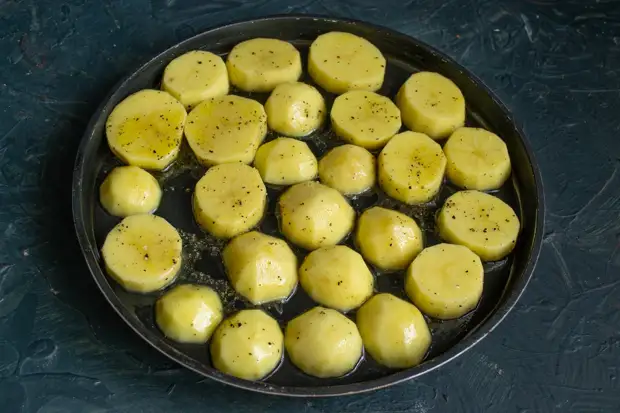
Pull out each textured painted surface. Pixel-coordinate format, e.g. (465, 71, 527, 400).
(0, 0, 619, 411)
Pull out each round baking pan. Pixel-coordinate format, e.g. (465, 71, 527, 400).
(72, 15, 544, 397)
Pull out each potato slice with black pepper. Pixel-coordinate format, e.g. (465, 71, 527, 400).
(318, 144, 376, 195)
(253, 137, 318, 185)
(265, 82, 326, 137)
(99, 166, 161, 217)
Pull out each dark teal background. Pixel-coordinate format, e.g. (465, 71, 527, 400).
(1, 0, 619, 411)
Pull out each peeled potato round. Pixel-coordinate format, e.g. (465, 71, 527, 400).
(211, 309, 283, 380)
(155, 284, 223, 343)
(331, 90, 401, 150)
(279, 181, 355, 250)
(99, 166, 161, 217)
(318, 144, 376, 195)
(437, 190, 520, 261)
(162, 50, 229, 109)
(396, 71, 465, 140)
(444, 127, 511, 190)
(222, 231, 298, 304)
(193, 163, 266, 238)
(405, 243, 483, 319)
(265, 82, 326, 137)
(308, 31, 386, 94)
(356, 207, 423, 271)
(285, 307, 362, 378)
(299, 246, 374, 312)
(378, 131, 447, 204)
(184, 95, 267, 166)
(253, 138, 317, 185)
(356, 293, 431, 368)
(226, 38, 302, 92)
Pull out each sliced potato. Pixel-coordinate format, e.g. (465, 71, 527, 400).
(437, 190, 520, 261)
(299, 246, 374, 312)
(378, 131, 446, 204)
(265, 82, 326, 137)
(318, 144, 376, 195)
(331, 90, 401, 149)
(99, 166, 161, 217)
(222, 231, 298, 304)
(444, 127, 511, 190)
(155, 284, 223, 343)
(396, 71, 465, 140)
(226, 38, 302, 92)
(405, 243, 483, 319)
(211, 309, 283, 380)
(106, 89, 186, 170)
(356, 207, 423, 271)
(285, 307, 362, 378)
(184, 95, 267, 166)
(279, 181, 355, 250)
(162, 50, 229, 109)
(193, 163, 266, 238)
(308, 31, 386, 94)
(356, 293, 430, 368)
(101, 214, 182, 293)
(253, 138, 317, 185)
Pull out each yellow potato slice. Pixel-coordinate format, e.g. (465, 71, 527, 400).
(378, 131, 447, 204)
(279, 181, 355, 250)
(211, 309, 283, 380)
(444, 127, 511, 190)
(265, 82, 326, 137)
(155, 284, 223, 343)
(222, 231, 298, 304)
(331, 90, 401, 150)
(161, 50, 229, 109)
(184, 95, 267, 166)
(106, 89, 186, 170)
(356, 293, 430, 368)
(299, 245, 374, 312)
(308, 31, 386, 94)
(405, 243, 483, 319)
(101, 214, 182, 293)
(285, 307, 362, 378)
(356, 207, 423, 271)
(226, 38, 302, 92)
(318, 144, 376, 195)
(253, 138, 318, 185)
(396, 71, 465, 140)
(193, 163, 266, 238)
(99, 166, 161, 217)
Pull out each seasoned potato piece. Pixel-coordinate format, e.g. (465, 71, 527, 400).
(299, 246, 374, 312)
(99, 166, 161, 217)
(396, 71, 465, 140)
(444, 127, 511, 190)
(356, 207, 423, 271)
(378, 131, 446, 204)
(155, 284, 223, 343)
(106, 89, 186, 170)
(253, 138, 317, 185)
(437, 190, 520, 261)
(265, 82, 326, 137)
(184, 95, 267, 166)
(226, 38, 302, 92)
(331, 91, 401, 149)
(279, 181, 355, 250)
(162, 50, 229, 109)
(285, 307, 362, 378)
(223, 231, 298, 304)
(211, 310, 283, 380)
(193, 163, 266, 238)
(318, 145, 375, 195)
(405, 243, 483, 319)
(308, 32, 386, 94)
(356, 293, 430, 368)
(101, 215, 182, 293)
